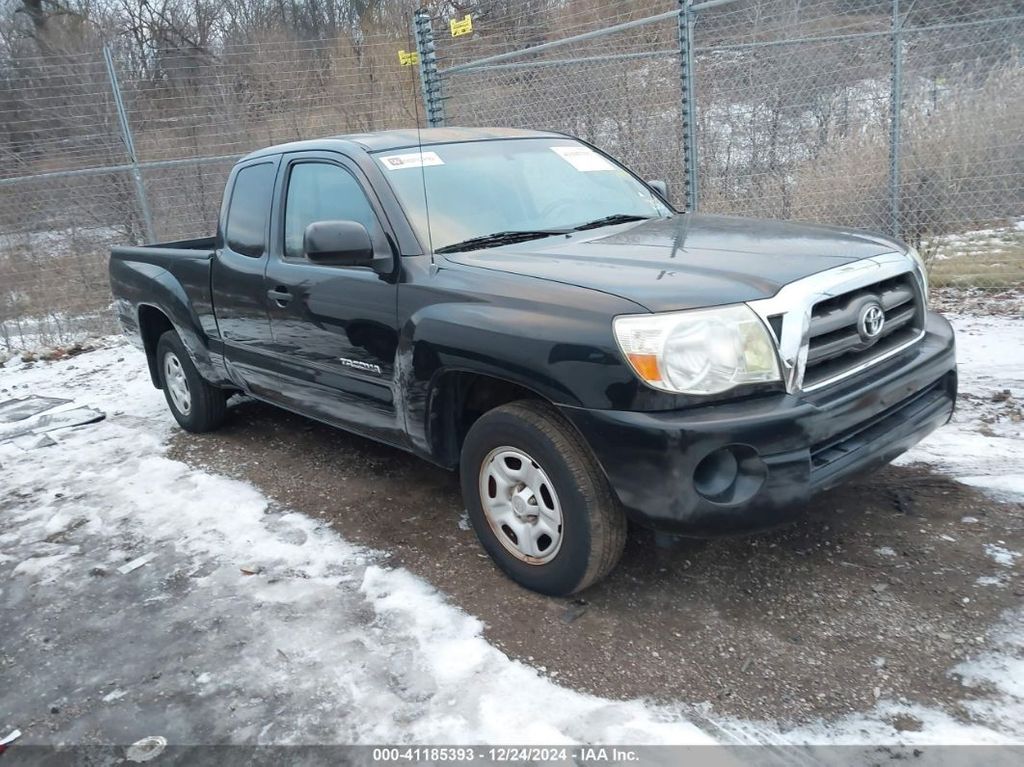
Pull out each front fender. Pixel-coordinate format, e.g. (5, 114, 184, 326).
(397, 301, 631, 457)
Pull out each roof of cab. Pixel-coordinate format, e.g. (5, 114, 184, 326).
(238, 127, 564, 163)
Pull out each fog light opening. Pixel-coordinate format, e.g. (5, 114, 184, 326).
(693, 448, 739, 498)
(693, 444, 767, 505)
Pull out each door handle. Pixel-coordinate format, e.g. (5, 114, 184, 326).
(267, 286, 291, 307)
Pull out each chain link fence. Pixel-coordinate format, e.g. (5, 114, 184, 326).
(2, 0, 1022, 351)
(418, 3, 691, 208)
(423, 0, 1024, 288)
(1, 31, 421, 350)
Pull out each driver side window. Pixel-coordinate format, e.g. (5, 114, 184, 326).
(283, 162, 379, 260)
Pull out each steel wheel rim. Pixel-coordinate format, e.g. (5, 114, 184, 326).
(163, 352, 192, 415)
(478, 446, 564, 565)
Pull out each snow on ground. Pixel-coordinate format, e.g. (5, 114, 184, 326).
(0, 344, 715, 746)
(0, 312, 114, 356)
(0, 225, 121, 258)
(1, 313, 1023, 748)
(894, 314, 1024, 499)
(926, 218, 1024, 260)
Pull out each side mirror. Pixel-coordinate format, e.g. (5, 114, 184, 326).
(304, 220, 384, 269)
(647, 179, 668, 200)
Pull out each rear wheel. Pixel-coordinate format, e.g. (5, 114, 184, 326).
(460, 400, 626, 596)
(155, 330, 227, 433)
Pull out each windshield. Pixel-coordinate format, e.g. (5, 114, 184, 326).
(374, 138, 672, 253)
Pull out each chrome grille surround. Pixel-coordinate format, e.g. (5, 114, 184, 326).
(746, 252, 926, 394)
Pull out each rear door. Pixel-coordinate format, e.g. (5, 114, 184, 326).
(211, 157, 281, 392)
(262, 151, 404, 446)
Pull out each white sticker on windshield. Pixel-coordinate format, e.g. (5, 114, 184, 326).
(550, 145, 615, 172)
(378, 151, 444, 170)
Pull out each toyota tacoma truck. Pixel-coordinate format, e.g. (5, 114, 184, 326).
(110, 127, 956, 595)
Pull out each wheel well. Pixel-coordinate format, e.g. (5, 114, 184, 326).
(429, 372, 544, 468)
(138, 305, 175, 388)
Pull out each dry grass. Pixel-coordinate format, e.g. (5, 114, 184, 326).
(927, 225, 1024, 289)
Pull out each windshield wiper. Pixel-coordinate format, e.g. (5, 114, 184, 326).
(435, 229, 569, 254)
(435, 215, 658, 254)
(571, 213, 658, 231)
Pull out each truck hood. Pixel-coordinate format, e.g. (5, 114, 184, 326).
(442, 213, 907, 312)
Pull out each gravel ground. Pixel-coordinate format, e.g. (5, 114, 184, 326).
(931, 287, 1024, 317)
(168, 398, 1024, 726)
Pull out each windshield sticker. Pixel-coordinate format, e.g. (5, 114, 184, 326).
(550, 145, 615, 172)
(378, 151, 444, 170)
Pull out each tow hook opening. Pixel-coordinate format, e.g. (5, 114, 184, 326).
(693, 444, 767, 505)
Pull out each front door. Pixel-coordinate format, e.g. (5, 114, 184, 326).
(262, 153, 403, 446)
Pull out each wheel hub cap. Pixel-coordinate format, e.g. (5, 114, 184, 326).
(479, 447, 563, 565)
(511, 487, 534, 518)
(163, 352, 192, 415)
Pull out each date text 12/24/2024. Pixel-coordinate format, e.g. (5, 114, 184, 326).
(372, 747, 641, 762)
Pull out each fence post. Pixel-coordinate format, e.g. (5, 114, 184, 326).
(413, 11, 446, 128)
(102, 44, 155, 243)
(888, 0, 903, 237)
(677, 0, 700, 212)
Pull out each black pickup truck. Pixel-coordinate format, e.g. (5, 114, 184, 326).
(110, 127, 956, 595)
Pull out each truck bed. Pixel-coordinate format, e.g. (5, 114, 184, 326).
(111, 236, 216, 265)
(109, 235, 220, 366)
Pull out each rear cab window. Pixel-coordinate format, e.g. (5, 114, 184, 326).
(224, 162, 277, 257)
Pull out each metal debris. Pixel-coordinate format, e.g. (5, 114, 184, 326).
(0, 396, 71, 423)
(118, 553, 157, 575)
(10, 433, 58, 451)
(0, 406, 105, 443)
(0, 729, 21, 753)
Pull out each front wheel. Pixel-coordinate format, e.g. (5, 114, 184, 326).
(155, 330, 227, 433)
(460, 400, 626, 596)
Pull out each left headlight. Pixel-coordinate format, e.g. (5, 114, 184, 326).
(613, 304, 782, 395)
(906, 246, 929, 302)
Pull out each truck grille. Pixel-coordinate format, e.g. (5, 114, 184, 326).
(802, 273, 924, 391)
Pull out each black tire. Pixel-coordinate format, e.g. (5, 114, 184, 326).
(155, 330, 227, 433)
(460, 400, 626, 596)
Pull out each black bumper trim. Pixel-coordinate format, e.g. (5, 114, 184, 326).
(809, 375, 953, 491)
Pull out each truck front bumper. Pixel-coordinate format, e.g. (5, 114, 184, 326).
(559, 312, 957, 536)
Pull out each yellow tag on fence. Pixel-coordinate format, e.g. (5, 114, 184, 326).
(450, 15, 473, 37)
(398, 49, 420, 66)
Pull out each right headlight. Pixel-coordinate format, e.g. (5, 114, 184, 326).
(613, 304, 782, 395)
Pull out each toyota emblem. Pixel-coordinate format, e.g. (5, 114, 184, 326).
(858, 302, 885, 341)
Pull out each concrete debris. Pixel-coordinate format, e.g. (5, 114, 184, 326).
(126, 735, 167, 763)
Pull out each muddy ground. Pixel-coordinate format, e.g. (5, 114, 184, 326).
(168, 397, 1024, 727)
